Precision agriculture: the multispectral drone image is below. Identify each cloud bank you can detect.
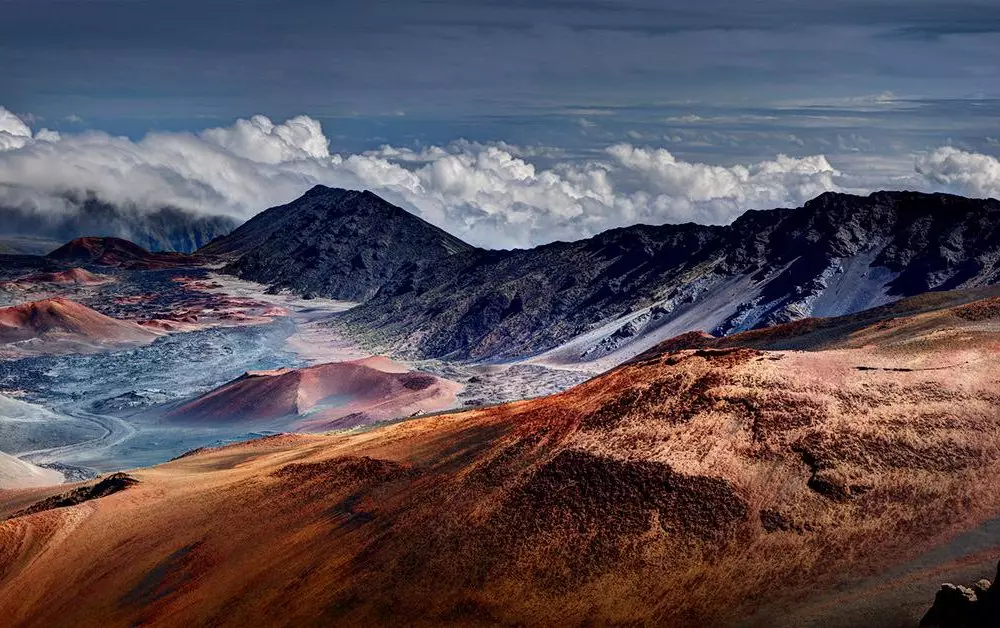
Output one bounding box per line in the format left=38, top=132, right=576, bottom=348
left=0, top=107, right=994, bottom=248
left=915, top=147, right=1000, bottom=200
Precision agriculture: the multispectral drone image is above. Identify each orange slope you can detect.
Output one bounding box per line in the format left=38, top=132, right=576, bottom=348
left=0, top=297, right=161, bottom=355
left=6, top=291, right=1000, bottom=625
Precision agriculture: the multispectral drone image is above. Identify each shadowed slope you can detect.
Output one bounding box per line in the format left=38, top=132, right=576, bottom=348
left=343, top=191, right=1000, bottom=362
left=5, top=290, right=1000, bottom=625
left=200, top=186, right=474, bottom=301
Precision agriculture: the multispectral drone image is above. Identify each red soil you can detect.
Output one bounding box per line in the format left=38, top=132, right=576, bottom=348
left=0, top=297, right=161, bottom=354
left=6, top=289, right=1000, bottom=625
left=46, top=237, right=206, bottom=269
left=166, top=358, right=461, bottom=429
left=7, top=267, right=112, bottom=287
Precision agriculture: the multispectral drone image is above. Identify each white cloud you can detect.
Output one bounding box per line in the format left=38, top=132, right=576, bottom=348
left=915, top=147, right=1000, bottom=199
left=0, top=107, right=33, bottom=151
left=200, top=114, right=331, bottom=163
left=2, top=106, right=972, bottom=249
left=605, top=144, right=840, bottom=221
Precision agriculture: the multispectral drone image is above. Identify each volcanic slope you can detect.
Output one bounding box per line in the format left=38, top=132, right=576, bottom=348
left=5, top=268, right=112, bottom=287
left=46, top=237, right=207, bottom=269
left=165, top=357, right=461, bottom=430
left=5, top=288, right=1000, bottom=626
left=0, top=297, right=161, bottom=356
left=199, top=186, right=474, bottom=301
left=340, top=190, right=1000, bottom=362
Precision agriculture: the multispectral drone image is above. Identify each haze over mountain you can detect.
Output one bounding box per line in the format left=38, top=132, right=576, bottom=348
left=0, top=194, right=235, bottom=254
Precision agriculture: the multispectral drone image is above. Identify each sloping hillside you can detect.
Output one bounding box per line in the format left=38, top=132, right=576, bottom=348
left=0, top=297, right=162, bottom=356
left=4, top=288, right=1000, bottom=625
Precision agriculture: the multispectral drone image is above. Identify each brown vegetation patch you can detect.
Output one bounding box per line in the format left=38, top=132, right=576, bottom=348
left=953, top=297, right=1000, bottom=322
left=583, top=349, right=760, bottom=429
left=272, top=456, right=413, bottom=487
left=498, top=449, right=749, bottom=541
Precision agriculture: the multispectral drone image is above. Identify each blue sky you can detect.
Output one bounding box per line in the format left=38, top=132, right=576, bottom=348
left=4, top=0, right=999, bottom=156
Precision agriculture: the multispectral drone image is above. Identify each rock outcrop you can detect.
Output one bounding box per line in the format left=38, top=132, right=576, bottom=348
left=921, top=562, right=1000, bottom=627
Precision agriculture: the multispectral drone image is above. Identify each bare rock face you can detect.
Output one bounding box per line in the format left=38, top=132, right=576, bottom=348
left=921, top=562, right=1000, bottom=627
left=199, top=186, right=474, bottom=301
left=344, top=191, right=1000, bottom=360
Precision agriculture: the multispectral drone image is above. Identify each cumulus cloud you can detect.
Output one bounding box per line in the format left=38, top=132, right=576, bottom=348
left=915, top=147, right=1000, bottom=199
left=0, top=107, right=33, bottom=151
left=0, top=106, right=885, bottom=248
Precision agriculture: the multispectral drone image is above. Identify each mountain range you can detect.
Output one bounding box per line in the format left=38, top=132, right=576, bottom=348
left=194, top=187, right=1000, bottom=364
left=10, top=185, right=999, bottom=367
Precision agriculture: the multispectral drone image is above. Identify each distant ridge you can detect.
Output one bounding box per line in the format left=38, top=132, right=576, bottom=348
left=47, top=236, right=205, bottom=269
left=0, top=196, right=235, bottom=253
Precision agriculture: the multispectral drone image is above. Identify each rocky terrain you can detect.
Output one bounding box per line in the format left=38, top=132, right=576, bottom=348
left=11, top=268, right=112, bottom=286
left=0, top=196, right=235, bottom=253
left=47, top=236, right=208, bottom=270
left=3, top=285, right=1000, bottom=625
left=200, top=186, right=473, bottom=301
left=921, top=561, right=1000, bottom=627
left=340, top=191, right=1000, bottom=361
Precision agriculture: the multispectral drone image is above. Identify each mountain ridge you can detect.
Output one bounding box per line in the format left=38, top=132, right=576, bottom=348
left=185, top=186, right=1000, bottom=362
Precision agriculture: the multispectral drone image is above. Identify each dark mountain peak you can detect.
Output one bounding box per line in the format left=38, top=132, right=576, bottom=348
left=342, top=191, right=1000, bottom=361
left=301, top=184, right=355, bottom=202
left=200, top=186, right=475, bottom=301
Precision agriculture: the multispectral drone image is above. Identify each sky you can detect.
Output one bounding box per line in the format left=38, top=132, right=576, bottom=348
left=1, top=0, right=1000, bottom=248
